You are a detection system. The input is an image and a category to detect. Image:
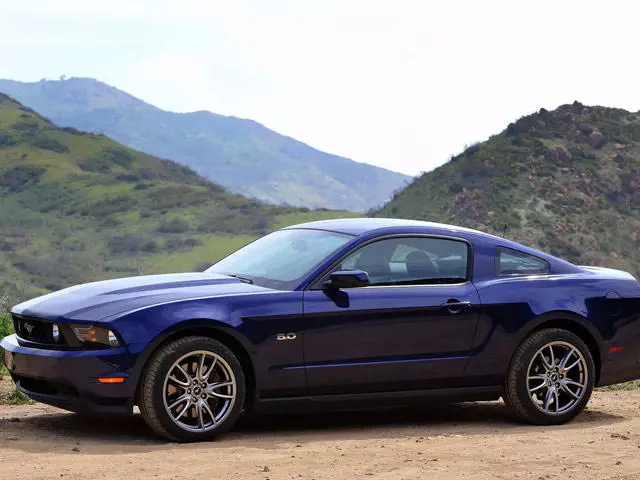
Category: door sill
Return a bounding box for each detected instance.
[254,385,501,413]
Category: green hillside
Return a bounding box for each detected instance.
[0,94,357,303]
[377,102,640,278]
[0,78,410,212]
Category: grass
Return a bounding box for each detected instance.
[0,93,359,300]
[0,384,32,405]
[597,380,640,391]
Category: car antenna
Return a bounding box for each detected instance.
[502,224,508,238]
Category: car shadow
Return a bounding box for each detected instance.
[0,400,624,454]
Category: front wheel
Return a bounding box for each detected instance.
[504,328,595,425]
[138,336,246,442]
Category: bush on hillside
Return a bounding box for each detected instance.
[102,147,134,169]
[107,234,159,254]
[0,165,46,192]
[157,217,190,233]
[164,237,203,252]
[30,136,69,154]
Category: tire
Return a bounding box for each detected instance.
[504,328,595,425]
[138,336,246,442]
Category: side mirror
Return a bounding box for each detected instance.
[323,270,370,289]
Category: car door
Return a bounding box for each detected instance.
[301,235,480,395]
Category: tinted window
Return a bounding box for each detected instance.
[339,237,469,286]
[208,229,353,289]
[495,247,549,275]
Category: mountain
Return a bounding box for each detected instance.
[0,78,410,212]
[377,102,640,278]
[0,93,357,302]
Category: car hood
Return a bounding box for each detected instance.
[11,272,271,322]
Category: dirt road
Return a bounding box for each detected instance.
[1,389,640,480]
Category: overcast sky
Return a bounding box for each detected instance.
[1,0,639,176]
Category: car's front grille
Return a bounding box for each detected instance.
[12,314,69,347]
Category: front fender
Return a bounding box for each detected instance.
[125,317,256,398]
[107,299,252,387]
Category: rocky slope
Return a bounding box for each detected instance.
[377,102,640,278]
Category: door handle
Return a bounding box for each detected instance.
[440,300,472,314]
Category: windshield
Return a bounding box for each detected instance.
[207,229,353,289]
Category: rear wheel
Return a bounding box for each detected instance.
[504,328,595,425]
[138,336,245,442]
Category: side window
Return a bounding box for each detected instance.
[338,237,469,286]
[495,247,549,275]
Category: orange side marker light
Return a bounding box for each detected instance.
[98,377,125,384]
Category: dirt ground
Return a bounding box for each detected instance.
[1,376,640,480]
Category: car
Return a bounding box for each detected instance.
[2,218,640,441]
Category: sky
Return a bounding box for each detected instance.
[1,0,640,176]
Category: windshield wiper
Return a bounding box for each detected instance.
[225,274,254,284]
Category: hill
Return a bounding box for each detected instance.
[377,102,640,278]
[0,93,357,302]
[0,78,410,212]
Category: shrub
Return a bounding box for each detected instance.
[0,313,14,371]
[148,186,209,210]
[11,119,39,134]
[80,195,136,216]
[157,217,190,233]
[78,156,110,173]
[0,313,13,339]
[0,133,17,147]
[107,234,148,254]
[165,237,203,251]
[102,147,134,169]
[30,136,69,154]
[0,165,46,192]
[78,147,134,173]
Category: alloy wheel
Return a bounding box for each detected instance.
[162,350,237,433]
[526,341,588,415]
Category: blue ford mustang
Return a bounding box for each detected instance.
[2,218,640,441]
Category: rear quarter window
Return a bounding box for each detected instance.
[495,247,550,275]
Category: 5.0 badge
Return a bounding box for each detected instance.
[276,333,297,341]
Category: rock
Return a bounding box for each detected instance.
[572,101,584,114]
[588,131,606,149]
[71,446,80,452]
[556,147,572,162]
[263,466,270,473]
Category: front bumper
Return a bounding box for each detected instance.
[1,334,137,414]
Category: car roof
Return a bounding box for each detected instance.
[284,217,500,239]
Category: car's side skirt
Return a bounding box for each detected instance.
[252,385,502,413]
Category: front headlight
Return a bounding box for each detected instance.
[70,325,120,348]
